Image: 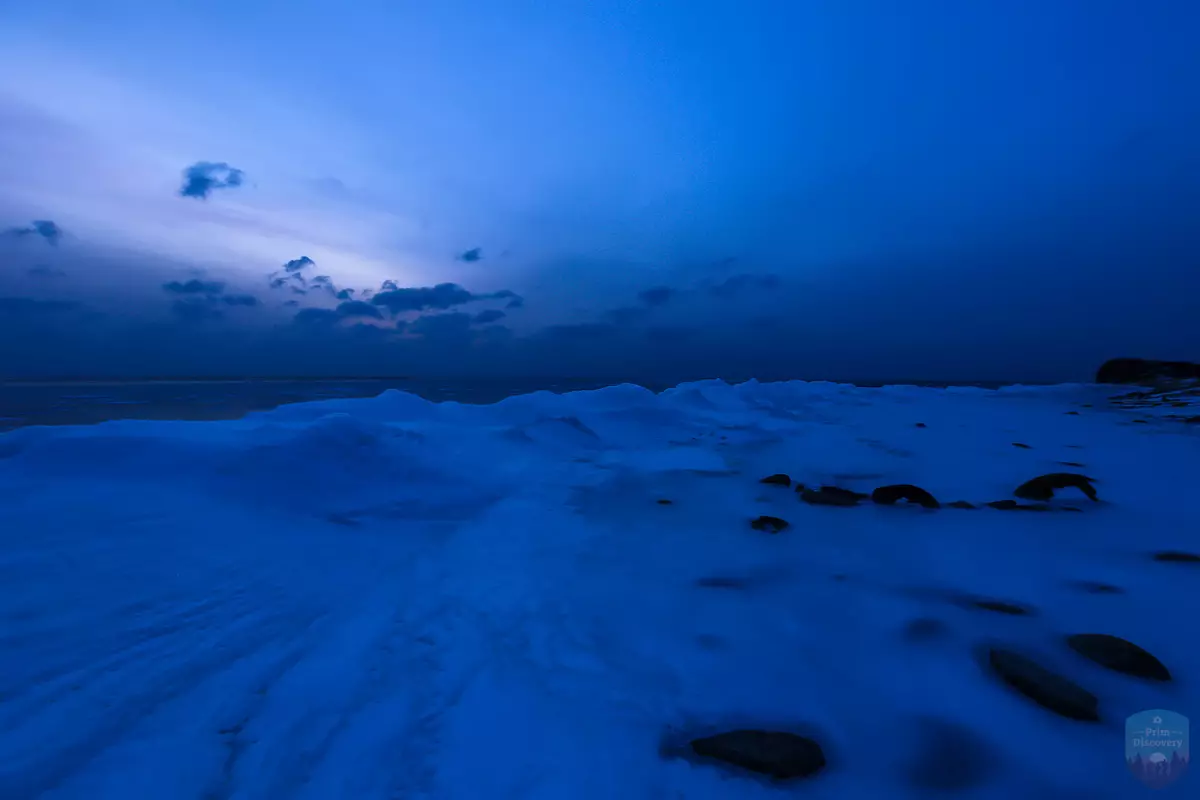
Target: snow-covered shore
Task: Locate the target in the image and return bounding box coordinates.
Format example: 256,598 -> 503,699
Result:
0,379 -> 1196,798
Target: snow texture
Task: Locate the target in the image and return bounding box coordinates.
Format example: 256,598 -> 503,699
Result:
0,379 -> 1196,798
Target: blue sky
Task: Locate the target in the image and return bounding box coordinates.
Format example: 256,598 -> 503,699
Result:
1,0 -> 1197,381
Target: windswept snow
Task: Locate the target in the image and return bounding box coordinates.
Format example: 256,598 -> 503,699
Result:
0,379 -> 1197,798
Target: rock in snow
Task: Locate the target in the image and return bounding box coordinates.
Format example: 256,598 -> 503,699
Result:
689,730 -> 826,780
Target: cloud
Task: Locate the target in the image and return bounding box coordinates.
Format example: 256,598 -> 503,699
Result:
472,309 -> 506,324
28,265 -> 67,278
637,286 -> 674,307
221,293 -> 259,307
178,161 -> 246,200
602,306 -> 647,325
5,220 -> 63,246
457,247 -> 483,262
293,299 -> 385,326
335,288 -> 355,300
370,282 -> 476,314
284,256 -> 315,273
163,278 -> 226,294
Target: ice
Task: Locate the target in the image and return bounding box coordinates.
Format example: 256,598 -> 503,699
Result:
0,379 -> 1196,798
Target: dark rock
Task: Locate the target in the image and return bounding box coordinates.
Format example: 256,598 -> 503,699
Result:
760,473 -> 792,487
1067,580 -> 1124,595
1013,473 -> 1098,502
1012,442 -> 1032,449
904,717 -> 992,791
915,422 -> 928,428
947,500 -> 977,509
986,648 -> 1100,721
1096,357 -> 1200,385
689,730 -> 826,780
750,515 -> 789,533
800,486 -> 867,507
1064,411 -> 1080,416
657,498 -> 673,505
1152,550 -> 1200,563
1058,461 -> 1086,468
871,484 -> 940,509
986,500 -> 1050,512
966,598 -> 1035,616
1066,633 -> 1171,681
1132,419 -> 1149,424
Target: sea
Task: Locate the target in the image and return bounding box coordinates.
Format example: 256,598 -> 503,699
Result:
0,377 -> 1018,432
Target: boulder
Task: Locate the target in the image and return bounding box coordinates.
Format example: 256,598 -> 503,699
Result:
1066,633 -> 1171,681
689,730 -> 826,780
1013,473 -> 1098,502
800,486 -> 867,507
871,484 -> 940,509
986,648 -> 1100,721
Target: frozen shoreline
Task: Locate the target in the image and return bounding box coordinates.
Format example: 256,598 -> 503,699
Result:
0,379 -> 1196,798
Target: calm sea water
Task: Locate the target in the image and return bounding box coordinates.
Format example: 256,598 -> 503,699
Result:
0,377 -> 1015,432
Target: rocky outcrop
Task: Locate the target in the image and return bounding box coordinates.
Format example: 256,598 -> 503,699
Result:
750,515 -> 789,533
871,484 -> 940,509
1013,473 -> 1098,502
759,473 -> 792,486
1096,357 -> 1200,385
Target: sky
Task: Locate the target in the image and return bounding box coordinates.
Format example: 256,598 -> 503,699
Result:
0,0 -> 1198,383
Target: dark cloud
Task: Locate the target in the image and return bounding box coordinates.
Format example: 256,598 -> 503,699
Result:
163,278 -> 225,295
284,256 -> 315,273
335,288 -> 355,300
221,293 -> 259,307
457,247 -> 483,262
638,286 -> 674,307
505,296 -> 525,309
5,220 -> 64,246
538,322 -> 619,341
472,309 -> 506,325
179,161 -> 246,200
293,299 -> 386,326
371,282 -> 476,314
28,265 -> 67,278
379,279 -> 400,292
311,275 -> 333,286
336,300 -> 384,320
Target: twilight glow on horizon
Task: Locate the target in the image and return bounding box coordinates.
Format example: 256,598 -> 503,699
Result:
1,1 -> 1197,381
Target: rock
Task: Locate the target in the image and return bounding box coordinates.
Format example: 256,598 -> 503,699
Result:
689,730 -> 826,780
966,598 -> 1035,616
1066,634 -> 1171,681
1152,550 -> 1200,563
1058,461 -> 1086,468
800,486 -> 866,507
986,500 -> 1050,512
750,515 -> 789,533
914,422 -> 928,428
871,484 -> 940,509
656,499 -> 673,505
904,717 -> 992,791
947,500 -> 977,509
1012,442 -> 1032,449
1064,411 -> 1080,415
1096,357 -> 1200,385
986,648 -> 1100,721
1013,473 -> 1099,502
760,473 -> 792,487
1132,419 -> 1149,424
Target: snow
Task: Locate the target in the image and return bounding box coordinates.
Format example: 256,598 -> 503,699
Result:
0,379 -> 1196,798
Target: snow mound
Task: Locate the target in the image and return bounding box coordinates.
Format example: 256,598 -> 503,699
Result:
0,379 -> 1196,798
